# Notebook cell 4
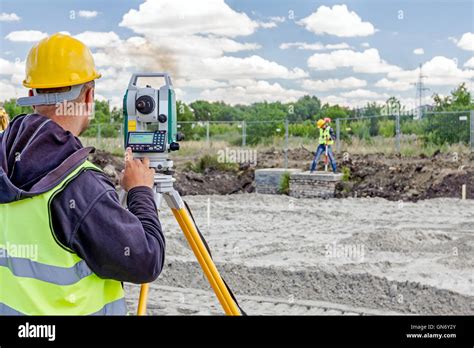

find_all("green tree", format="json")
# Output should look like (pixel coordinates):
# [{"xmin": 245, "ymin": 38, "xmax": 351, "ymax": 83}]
[
  {"xmin": 427, "ymin": 83, "xmax": 472, "ymax": 144},
  {"xmin": 291, "ymin": 95, "xmax": 321, "ymax": 122},
  {"xmin": 176, "ymin": 100, "xmax": 197, "ymax": 140},
  {"xmin": 2, "ymin": 99, "xmax": 33, "ymax": 119},
  {"xmin": 245, "ymin": 102, "xmax": 286, "ymax": 145},
  {"xmin": 433, "ymin": 83, "xmax": 472, "ymax": 111},
  {"xmin": 317, "ymin": 104, "xmax": 349, "ymax": 120}
]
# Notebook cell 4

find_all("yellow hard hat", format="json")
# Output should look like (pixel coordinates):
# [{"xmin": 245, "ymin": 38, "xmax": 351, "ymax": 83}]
[
  {"xmin": 316, "ymin": 119, "xmax": 325, "ymax": 128},
  {"xmin": 23, "ymin": 33, "xmax": 101, "ymax": 88}
]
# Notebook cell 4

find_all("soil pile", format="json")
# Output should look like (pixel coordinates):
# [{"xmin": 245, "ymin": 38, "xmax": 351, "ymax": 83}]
[{"xmin": 88, "ymin": 148, "xmax": 473, "ymax": 201}]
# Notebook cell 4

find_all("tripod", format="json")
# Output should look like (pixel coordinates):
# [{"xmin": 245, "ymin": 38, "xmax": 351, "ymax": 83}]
[{"xmin": 136, "ymin": 173, "xmax": 242, "ymax": 316}]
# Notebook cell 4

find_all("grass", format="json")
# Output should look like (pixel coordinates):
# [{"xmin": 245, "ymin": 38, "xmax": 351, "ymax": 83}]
[
  {"xmin": 80, "ymin": 134, "xmax": 472, "ymax": 160},
  {"xmin": 279, "ymin": 172, "xmax": 291, "ymax": 195},
  {"xmin": 339, "ymin": 135, "xmax": 471, "ymax": 157},
  {"xmin": 184, "ymin": 154, "xmax": 238, "ymax": 173},
  {"xmin": 341, "ymin": 167, "xmax": 351, "ymax": 182}
]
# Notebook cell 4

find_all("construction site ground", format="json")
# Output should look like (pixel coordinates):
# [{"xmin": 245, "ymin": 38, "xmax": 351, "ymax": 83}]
[
  {"xmin": 124, "ymin": 194, "xmax": 473, "ymax": 315},
  {"xmin": 88, "ymin": 148, "xmax": 473, "ymax": 315}
]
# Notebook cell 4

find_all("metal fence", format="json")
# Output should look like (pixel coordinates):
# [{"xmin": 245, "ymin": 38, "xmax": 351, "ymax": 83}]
[
  {"xmin": 79, "ymin": 110, "xmax": 473, "ymax": 155},
  {"xmin": 335, "ymin": 110, "xmax": 473, "ymax": 154}
]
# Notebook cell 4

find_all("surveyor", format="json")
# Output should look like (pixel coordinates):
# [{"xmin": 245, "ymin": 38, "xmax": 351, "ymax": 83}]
[
  {"xmin": 310, "ymin": 118, "xmax": 337, "ymax": 173},
  {"xmin": 0, "ymin": 107, "xmax": 9, "ymax": 132},
  {"xmin": 0, "ymin": 33, "xmax": 165, "ymax": 315}
]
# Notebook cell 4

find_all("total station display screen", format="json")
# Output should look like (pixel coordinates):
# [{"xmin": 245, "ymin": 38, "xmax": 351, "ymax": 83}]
[{"xmin": 128, "ymin": 133, "xmax": 154, "ymax": 144}]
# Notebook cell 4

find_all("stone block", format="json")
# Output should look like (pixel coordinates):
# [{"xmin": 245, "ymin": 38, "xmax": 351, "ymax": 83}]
[
  {"xmin": 289, "ymin": 171, "xmax": 342, "ymax": 198},
  {"xmin": 255, "ymin": 168, "xmax": 302, "ymax": 194}
]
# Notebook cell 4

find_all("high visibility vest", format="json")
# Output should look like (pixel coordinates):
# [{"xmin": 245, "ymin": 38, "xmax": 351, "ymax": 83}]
[
  {"xmin": 0, "ymin": 160, "xmax": 126, "ymax": 315},
  {"xmin": 319, "ymin": 127, "xmax": 334, "ymax": 145}
]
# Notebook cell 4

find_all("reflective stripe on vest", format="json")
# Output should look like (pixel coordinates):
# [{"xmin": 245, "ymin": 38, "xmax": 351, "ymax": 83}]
[
  {"xmin": 319, "ymin": 127, "xmax": 334, "ymax": 145},
  {"xmin": 0, "ymin": 297, "xmax": 126, "ymax": 315},
  {"xmin": 0, "ymin": 160, "xmax": 126, "ymax": 315}
]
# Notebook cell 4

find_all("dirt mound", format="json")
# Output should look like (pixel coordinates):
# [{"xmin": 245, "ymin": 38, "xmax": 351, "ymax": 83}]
[
  {"xmin": 333, "ymin": 152, "xmax": 473, "ymax": 201},
  {"xmin": 252, "ymin": 148, "xmax": 473, "ymax": 201},
  {"xmin": 174, "ymin": 165, "xmax": 255, "ymax": 196},
  {"xmin": 88, "ymin": 149, "xmax": 255, "ymax": 195},
  {"xmin": 87, "ymin": 148, "xmax": 473, "ymax": 201}
]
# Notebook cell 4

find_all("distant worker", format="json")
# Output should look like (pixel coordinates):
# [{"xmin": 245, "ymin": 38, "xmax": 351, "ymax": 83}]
[
  {"xmin": 0, "ymin": 107, "xmax": 9, "ymax": 132},
  {"xmin": 0, "ymin": 33, "xmax": 165, "ymax": 315},
  {"xmin": 310, "ymin": 118, "xmax": 337, "ymax": 173}
]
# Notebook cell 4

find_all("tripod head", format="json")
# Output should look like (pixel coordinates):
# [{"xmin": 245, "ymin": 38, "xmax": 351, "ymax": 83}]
[{"xmin": 123, "ymin": 73, "xmax": 183, "ymax": 172}]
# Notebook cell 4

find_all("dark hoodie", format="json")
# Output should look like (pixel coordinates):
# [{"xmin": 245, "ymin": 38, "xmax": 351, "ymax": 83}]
[{"xmin": 0, "ymin": 114, "xmax": 165, "ymax": 283}]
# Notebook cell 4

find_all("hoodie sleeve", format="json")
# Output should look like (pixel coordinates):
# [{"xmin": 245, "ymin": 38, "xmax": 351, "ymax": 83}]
[{"xmin": 50, "ymin": 169, "xmax": 165, "ymax": 284}]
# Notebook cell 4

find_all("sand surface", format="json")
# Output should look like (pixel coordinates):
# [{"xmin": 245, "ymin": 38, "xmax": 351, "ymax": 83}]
[{"xmin": 125, "ymin": 194, "xmax": 474, "ymax": 315}]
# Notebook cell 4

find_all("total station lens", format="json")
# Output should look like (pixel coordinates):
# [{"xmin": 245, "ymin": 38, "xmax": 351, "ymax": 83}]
[{"xmin": 135, "ymin": 95, "xmax": 155, "ymax": 114}]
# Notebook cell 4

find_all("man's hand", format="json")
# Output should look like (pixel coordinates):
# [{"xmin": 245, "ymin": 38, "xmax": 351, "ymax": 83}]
[{"xmin": 120, "ymin": 147, "xmax": 155, "ymax": 191}]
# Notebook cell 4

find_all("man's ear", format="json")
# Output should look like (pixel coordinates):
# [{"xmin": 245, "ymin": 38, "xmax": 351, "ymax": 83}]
[
  {"xmin": 85, "ymin": 87, "xmax": 94, "ymax": 104},
  {"xmin": 28, "ymin": 89, "xmax": 33, "ymax": 97},
  {"xmin": 85, "ymin": 87, "xmax": 94, "ymax": 112}
]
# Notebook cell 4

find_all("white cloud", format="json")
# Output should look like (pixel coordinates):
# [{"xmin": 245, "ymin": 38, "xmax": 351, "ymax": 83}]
[
  {"xmin": 95, "ymin": 68, "xmax": 131, "ymax": 93},
  {"xmin": 200, "ymin": 79, "xmax": 305, "ymax": 105},
  {"xmin": 307, "ymin": 48, "xmax": 401, "ymax": 74},
  {"xmin": 341, "ymin": 89, "xmax": 389, "ymax": 99},
  {"xmin": 0, "ymin": 58, "xmax": 24, "ymax": 76},
  {"xmin": 138, "ymin": 35, "xmax": 260, "ymax": 58},
  {"xmin": 0, "ymin": 0, "xmax": 305, "ymax": 104},
  {"xmin": 374, "ymin": 78, "xmax": 412, "ymax": 91},
  {"xmin": 452, "ymin": 32, "xmax": 474, "ymax": 51},
  {"xmin": 360, "ymin": 42, "xmax": 370, "ymax": 48},
  {"xmin": 413, "ymin": 48, "xmax": 424, "ymax": 55},
  {"xmin": 74, "ymin": 31, "xmax": 121, "ymax": 48},
  {"xmin": 279, "ymin": 42, "xmax": 351, "ymax": 50},
  {"xmin": 0, "ymin": 58, "xmax": 25, "ymax": 88},
  {"xmin": 464, "ymin": 57, "xmax": 474, "ymax": 68},
  {"xmin": 387, "ymin": 56, "xmax": 474, "ymax": 86},
  {"xmin": 113, "ymin": 0, "xmax": 305, "ymax": 83},
  {"xmin": 5, "ymin": 30, "xmax": 48, "ymax": 42},
  {"xmin": 302, "ymin": 77, "xmax": 366, "ymax": 91},
  {"xmin": 298, "ymin": 5, "xmax": 376, "ymax": 37},
  {"xmin": 174, "ymin": 79, "xmax": 227, "ymax": 89},
  {"xmin": 200, "ymin": 55, "xmax": 308, "ymax": 80},
  {"xmin": 119, "ymin": 0, "xmax": 258, "ymax": 38},
  {"xmin": 0, "ymin": 12, "xmax": 20, "ymax": 22},
  {"xmin": 259, "ymin": 16, "xmax": 285, "ymax": 29},
  {"xmin": 0, "ymin": 79, "xmax": 24, "ymax": 100},
  {"xmin": 78, "ymin": 10, "xmax": 99, "ymax": 19},
  {"xmin": 320, "ymin": 93, "xmax": 405, "ymax": 108},
  {"xmin": 320, "ymin": 95, "xmax": 389, "ymax": 108}
]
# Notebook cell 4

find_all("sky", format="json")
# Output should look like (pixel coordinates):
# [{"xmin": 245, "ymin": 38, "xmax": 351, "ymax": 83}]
[{"xmin": 0, "ymin": 0, "xmax": 473, "ymax": 109}]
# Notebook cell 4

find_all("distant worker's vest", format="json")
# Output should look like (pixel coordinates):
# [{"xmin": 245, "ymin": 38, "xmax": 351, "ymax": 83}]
[
  {"xmin": 319, "ymin": 127, "xmax": 334, "ymax": 145},
  {"xmin": 0, "ymin": 160, "xmax": 126, "ymax": 315}
]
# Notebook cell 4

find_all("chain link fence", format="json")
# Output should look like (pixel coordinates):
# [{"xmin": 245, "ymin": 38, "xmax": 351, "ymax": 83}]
[
  {"xmin": 79, "ymin": 110, "xmax": 473, "ymax": 156},
  {"xmin": 335, "ymin": 110, "xmax": 472, "ymax": 154}
]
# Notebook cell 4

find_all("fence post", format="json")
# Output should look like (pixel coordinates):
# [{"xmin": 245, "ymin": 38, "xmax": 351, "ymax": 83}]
[
  {"xmin": 336, "ymin": 118, "xmax": 341, "ymax": 153},
  {"xmin": 97, "ymin": 124, "xmax": 101, "ymax": 149},
  {"xmin": 242, "ymin": 120, "xmax": 246, "ymax": 147},
  {"xmin": 471, "ymin": 110, "xmax": 474, "ymax": 151},
  {"xmin": 119, "ymin": 123, "xmax": 123, "ymax": 149},
  {"xmin": 206, "ymin": 121, "xmax": 210, "ymax": 146},
  {"xmin": 284, "ymin": 119, "xmax": 289, "ymax": 169},
  {"xmin": 395, "ymin": 113, "xmax": 400, "ymax": 154}
]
